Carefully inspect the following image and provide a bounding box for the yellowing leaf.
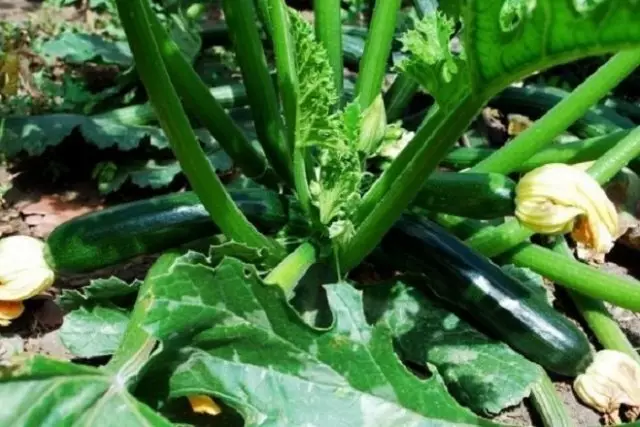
[0,52,20,98]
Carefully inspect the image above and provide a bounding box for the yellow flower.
[0,301,24,326]
[0,236,55,301]
[574,350,640,424]
[515,163,618,254]
[187,395,221,416]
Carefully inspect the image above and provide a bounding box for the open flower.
[574,350,640,424]
[0,235,55,303]
[515,163,618,254]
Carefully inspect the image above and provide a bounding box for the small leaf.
[59,305,130,358]
[57,276,141,312]
[38,32,133,66]
[363,280,543,416]
[141,256,502,426]
[0,355,173,426]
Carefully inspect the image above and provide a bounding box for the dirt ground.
[2,2,640,427]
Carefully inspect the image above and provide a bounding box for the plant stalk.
[530,372,573,427]
[115,0,280,256]
[355,0,402,109]
[142,1,278,186]
[264,242,317,296]
[384,74,420,122]
[342,97,483,271]
[471,49,640,175]
[222,0,293,185]
[552,237,640,364]
[314,0,343,101]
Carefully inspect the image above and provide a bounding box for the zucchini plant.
[1,0,640,425]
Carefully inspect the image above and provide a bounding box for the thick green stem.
[384,74,420,122]
[354,0,402,109]
[471,49,640,175]
[268,0,298,152]
[314,0,343,100]
[436,215,640,312]
[115,0,280,255]
[142,2,277,186]
[267,0,313,216]
[530,372,573,427]
[552,238,640,364]
[341,97,483,271]
[222,0,293,185]
[583,126,640,183]
[264,242,317,296]
[465,219,532,258]
[441,130,631,172]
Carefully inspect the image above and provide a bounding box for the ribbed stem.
[314,0,343,100]
[115,0,280,256]
[552,237,640,364]
[222,0,293,185]
[471,49,640,175]
[530,372,573,427]
[142,1,277,186]
[354,0,402,109]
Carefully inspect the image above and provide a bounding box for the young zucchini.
[414,171,515,219]
[378,214,594,377]
[44,189,290,274]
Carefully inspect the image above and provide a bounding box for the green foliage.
[363,280,543,415]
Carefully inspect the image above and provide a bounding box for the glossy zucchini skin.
[380,215,594,377]
[45,189,289,274]
[415,172,515,219]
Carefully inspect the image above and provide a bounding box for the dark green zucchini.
[379,215,594,377]
[415,172,515,219]
[491,85,634,138]
[44,189,290,274]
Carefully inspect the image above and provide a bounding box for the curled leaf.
[515,163,618,254]
[574,350,640,424]
[0,236,55,301]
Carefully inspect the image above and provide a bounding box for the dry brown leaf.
[19,195,102,237]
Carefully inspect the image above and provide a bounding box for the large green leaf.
[0,114,169,156]
[399,0,640,109]
[362,280,543,416]
[141,255,503,426]
[0,355,173,426]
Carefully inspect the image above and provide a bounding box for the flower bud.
[0,301,24,326]
[0,236,55,301]
[574,350,640,424]
[515,163,618,254]
[357,94,387,155]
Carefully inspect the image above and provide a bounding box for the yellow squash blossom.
[515,163,618,254]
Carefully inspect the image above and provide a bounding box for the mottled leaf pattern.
[142,255,502,426]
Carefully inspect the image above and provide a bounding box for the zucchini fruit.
[415,172,515,219]
[491,85,634,138]
[379,215,594,377]
[44,189,289,274]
